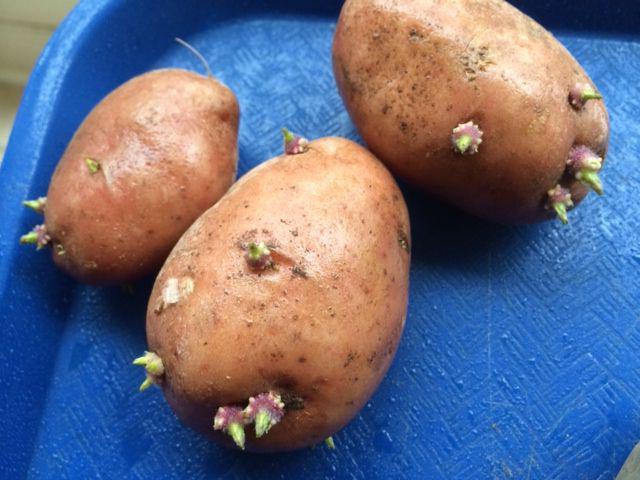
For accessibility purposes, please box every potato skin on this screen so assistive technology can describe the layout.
[146,137,411,452]
[333,0,610,224]
[45,69,238,284]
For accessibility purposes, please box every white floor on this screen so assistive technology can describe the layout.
[0,0,76,167]
[0,82,23,166]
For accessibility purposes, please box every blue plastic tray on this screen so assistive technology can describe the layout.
[1,1,639,478]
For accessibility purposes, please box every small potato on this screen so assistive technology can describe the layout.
[333,0,610,224]
[21,69,239,284]
[136,136,411,452]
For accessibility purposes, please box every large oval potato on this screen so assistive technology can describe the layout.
[141,137,411,452]
[333,0,610,224]
[33,69,238,283]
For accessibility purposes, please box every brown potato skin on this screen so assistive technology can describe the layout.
[146,137,411,452]
[45,69,238,284]
[333,0,610,224]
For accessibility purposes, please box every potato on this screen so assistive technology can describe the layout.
[135,136,411,452]
[21,69,239,283]
[332,0,610,224]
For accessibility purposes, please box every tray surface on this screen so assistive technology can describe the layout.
[1,1,639,478]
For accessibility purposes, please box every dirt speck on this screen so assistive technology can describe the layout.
[281,392,305,410]
[344,352,358,368]
[398,229,410,252]
[292,265,308,278]
[409,28,424,43]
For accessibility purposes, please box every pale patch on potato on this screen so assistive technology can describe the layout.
[100,161,114,189]
[155,276,195,313]
[460,44,493,82]
[163,278,181,305]
[527,104,551,135]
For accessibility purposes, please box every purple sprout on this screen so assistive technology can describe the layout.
[452,121,483,155]
[212,391,286,448]
[213,406,248,449]
[245,242,273,270]
[132,351,165,392]
[567,145,604,195]
[22,197,47,213]
[282,128,309,155]
[569,83,603,110]
[20,224,51,250]
[546,185,574,225]
[244,392,285,437]
[85,157,101,174]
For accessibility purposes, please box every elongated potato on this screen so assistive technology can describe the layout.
[333,0,609,224]
[22,69,238,284]
[137,136,411,452]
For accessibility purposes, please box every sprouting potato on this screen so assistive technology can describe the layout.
[135,133,411,452]
[21,68,239,283]
[333,0,609,224]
